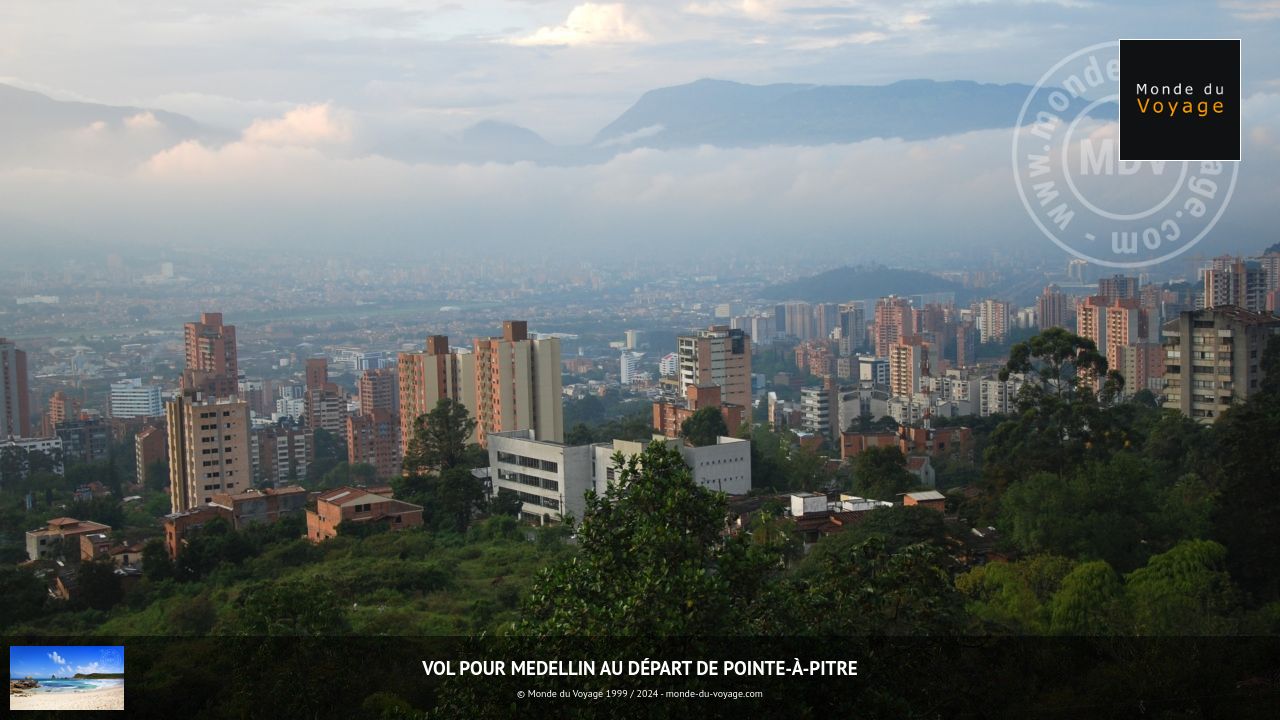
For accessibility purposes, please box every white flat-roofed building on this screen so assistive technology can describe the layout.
[489,431,753,525]
[593,435,751,496]
[488,429,593,525]
[110,378,164,418]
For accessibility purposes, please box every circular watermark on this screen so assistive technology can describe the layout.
[1013,41,1238,268]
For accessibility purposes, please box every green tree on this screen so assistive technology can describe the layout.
[516,441,767,635]
[142,538,174,581]
[168,591,218,635]
[77,559,124,611]
[804,505,946,567]
[321,461,377,487]
[680,405,728,447]
[956,555,1075,634]
[1048,560,1123,635]
[1207,335,1280,601]
[1000,326,1111,397]
[978,328,1129,521]
[851,446,917,500]
[565,422,595,446]
[229,580,350,635]
[784,538,965,636]
[0,565,48,629]
[402,398,477,474]
[1124,539,1239,635]
[488,488,523,518]
[998,453,1159,571]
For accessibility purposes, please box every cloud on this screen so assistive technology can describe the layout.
[123,111,162,131]
[75,662,110,675]
[1221,0,1280,21]
[595,123,665,148]
[48,651,66,665]
[242,103,351,147]
[683,0,808,21]
[789,31,888,50]
[5,92,1278,268]
[509,3,650,47]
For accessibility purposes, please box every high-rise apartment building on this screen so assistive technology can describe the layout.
[677,325,752,409]
[182,313,238,397]
[43,390,78,436]
[779,302,814,341]
[109,378,164,418]
[135,423,167,487]
[305,358,329,391]
[249,425,313,486]
[1076,295,1110,352]
[398,335,475,453]
[472,321,563,446]
[0,338,31,438]
[357,367,399,416]
[873,296,914,358]
[56,418,111,466]
[1098,274,1140,302]
[978,299,1011,343]
[747,315,775,346]
[1162,306,1280,423]
[955,321,978,368]
[620,350,642,385]
[813,303,839,340]
[398,322,562,452]
[1103,299,1148,361]
[1037,285,1070,330]
[1255,251,1280,293]
[1078,295,1150,369]
[1204,258,1269,313]
[1115,342,1164,397]
[346,409,402,480]
[889,336,931,399]
[302,357,348,435]
[167,392,252,513]
[838,302,866,350]
[659,353,679,377]
[238,379,274,417]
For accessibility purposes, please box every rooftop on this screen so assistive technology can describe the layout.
[905,490,946,502]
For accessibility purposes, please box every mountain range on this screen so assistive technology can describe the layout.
[0,78,1113,167]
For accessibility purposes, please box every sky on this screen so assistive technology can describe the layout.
[1,1,1278,266]
[9,646,125,679]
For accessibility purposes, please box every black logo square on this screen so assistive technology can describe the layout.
[1120,39,1240,161]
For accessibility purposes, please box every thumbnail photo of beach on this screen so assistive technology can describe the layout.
[10,645,124,711]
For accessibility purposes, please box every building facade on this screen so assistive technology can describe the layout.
[0,337,31,438]
[1161,306,1280,422]
[306,486,423,542]
[182,312,238,396]
[357,367,399,416]
[488,429,594,524]
[250,424,313,487]
[346,409,402,480]
[677,325,752,409]
[166,392,252,513]
[109,378,164,418]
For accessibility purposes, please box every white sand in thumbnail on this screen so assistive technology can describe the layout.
[10,684,125,711]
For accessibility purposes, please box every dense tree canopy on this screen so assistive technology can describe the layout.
[680,405,729,447]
